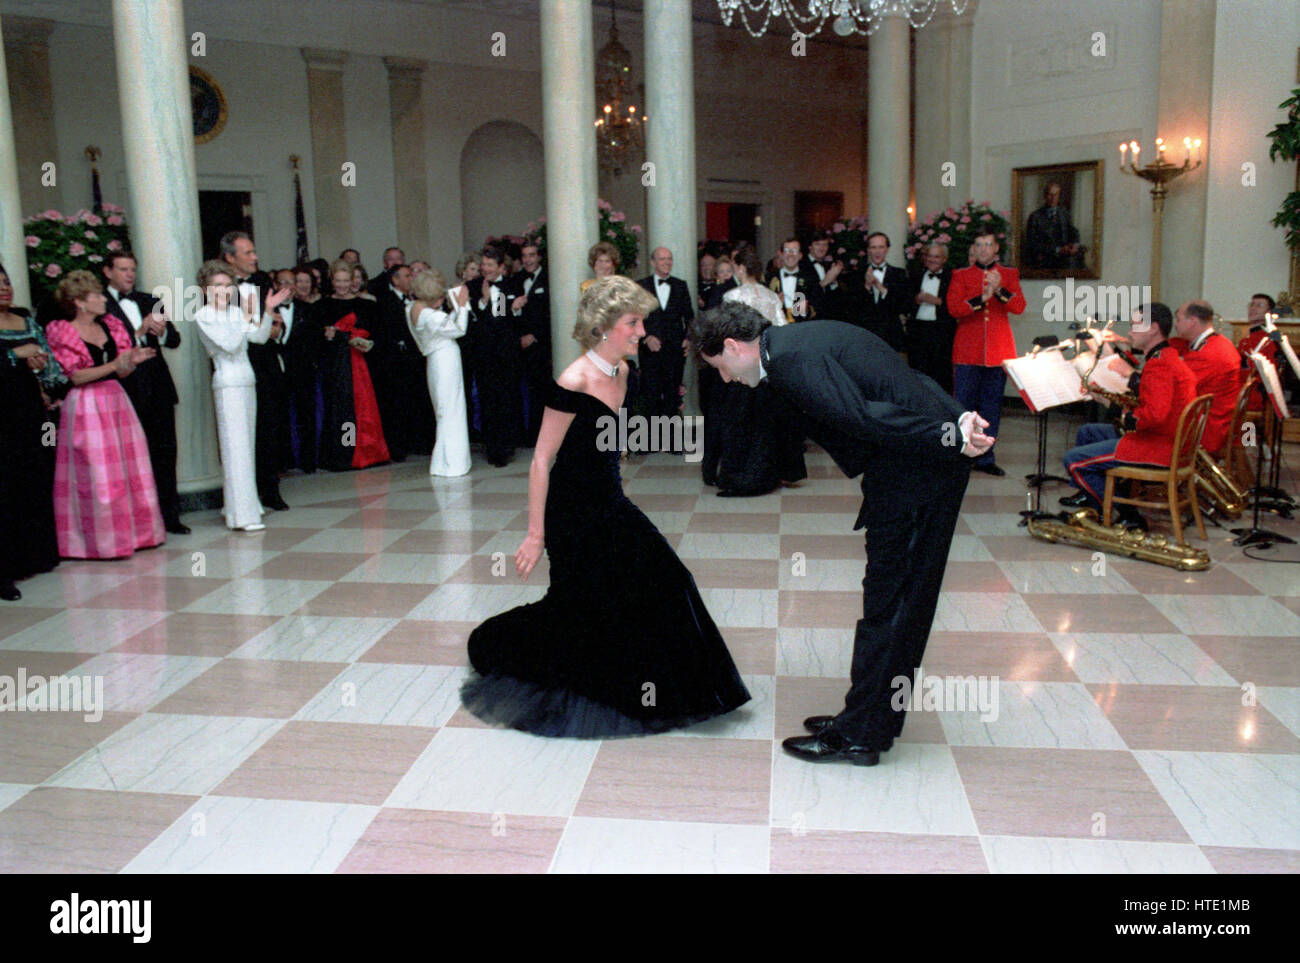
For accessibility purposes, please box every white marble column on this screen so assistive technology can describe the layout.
[540,0,598,377]
[3,16,60,220]
[644,0,698,414]
[385,57,429,259]
[913,7,973,224]
[0,16,32,309]
[112,0,220,496]
[302,48,352,262]
[868,11,911,256]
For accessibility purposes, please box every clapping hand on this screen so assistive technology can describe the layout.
[454,285,470,307]
[515,534,543,580]
[959,411,995,458]
[323,325,337,341]
[644,334,662,352]
[143,312,168,338]
[265,286,292,313]
[511,294,528,312]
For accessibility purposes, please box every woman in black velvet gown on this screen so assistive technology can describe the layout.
[462,276,750,737]
[0,268,67,599]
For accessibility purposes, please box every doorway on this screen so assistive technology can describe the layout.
[199,190,253,260]
[705,202,759,249]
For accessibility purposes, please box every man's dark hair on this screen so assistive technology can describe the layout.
[1252,292,1276,311]
[867,231,890,247]
[384,246,404,259]
[220,231,252,259]
[104,250,136,271]
[481,244,504,265]
[781,236,801,251]
[973,229,998,243]
[339,247,360,259]
[1184,300,1215,325]
[689,301,771,358]
[1140,302,1174,337]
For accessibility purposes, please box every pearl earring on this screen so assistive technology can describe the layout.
[602,333,607,341]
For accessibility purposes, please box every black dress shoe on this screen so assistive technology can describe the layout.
[264,498,290,512]
[1114,507,1148,532]
[0,580,20,602]
[803,714,835,734]
[782,731,880,766]
[973,463,1006,477]
[1059,492,1092,508]
[165,521,192,535]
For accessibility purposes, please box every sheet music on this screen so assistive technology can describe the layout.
[1252,351,1290,421]
[1004,351,1089,412]
[1071,347,1135,398]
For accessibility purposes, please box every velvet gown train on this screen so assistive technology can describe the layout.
[462,382,751,738]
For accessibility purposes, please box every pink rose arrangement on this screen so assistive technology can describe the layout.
[904,199,1009,268]
[522,199,642,272]
[22,202,133,300]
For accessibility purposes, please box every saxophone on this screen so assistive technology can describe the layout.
[1028,509,1212,571]
[1195,448,1247,518]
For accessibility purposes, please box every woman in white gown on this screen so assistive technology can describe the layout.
[711,243,806,496]
[194,260,292,530]
[407,269,472,476]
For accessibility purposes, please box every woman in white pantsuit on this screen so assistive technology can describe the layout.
[407,269,471,477]
[194,260,292,530]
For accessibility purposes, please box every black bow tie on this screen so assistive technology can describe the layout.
[925,272,939,281]
[782,271,798,278]
[657,278,669,286]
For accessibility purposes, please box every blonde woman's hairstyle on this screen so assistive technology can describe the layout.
[572,275,656,350]
[587,240,621,272]
[196,259,235,290]
[410,268,448,304]
[454,252,481,280]
[55,269,103,316]
[328,258,353,279]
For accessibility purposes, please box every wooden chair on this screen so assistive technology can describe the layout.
[1228,373,1262,489]
[1103,394,1213,545]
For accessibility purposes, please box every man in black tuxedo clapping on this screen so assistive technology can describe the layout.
[101,252,188,534]
[906,243,957,394]
[508,241,551,445]
[469,245,524,466]
[857,231,911,350]
[637,247,694,418]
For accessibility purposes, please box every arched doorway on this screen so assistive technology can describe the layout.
[460,120,545,251]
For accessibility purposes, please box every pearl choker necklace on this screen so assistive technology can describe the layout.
[585,349,619,378]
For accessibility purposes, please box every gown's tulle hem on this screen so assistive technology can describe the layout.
[460,671,749,739]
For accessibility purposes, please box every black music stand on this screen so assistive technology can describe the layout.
[1232,373,1295,547]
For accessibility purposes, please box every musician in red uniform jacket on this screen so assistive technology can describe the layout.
[946,231,1026,475]
[1061,303,1197,529]
[1169,299,1241,457]
[1238,293,1281,412]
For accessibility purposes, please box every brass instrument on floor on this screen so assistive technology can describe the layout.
[1194,447,1247,518]
[1027,508,1211,571]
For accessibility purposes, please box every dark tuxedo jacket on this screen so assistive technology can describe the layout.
[102,287,180,409]
[801,255,843,319]
[235,270,283,381]
[704,277,737,311]
[906,265,954,326]
[768,263,822,320]
[508,267,551,349]
[856,262,911,344]
[760,320,968,526]
[374,285,415,354]
[638,274,694,344]
[279,298,322,386]
[367,267,396,299]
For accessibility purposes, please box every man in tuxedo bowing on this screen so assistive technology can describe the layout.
[509,241,551,445]
[946,230,1025,476]
[221,231,289,510]
[101,252,188,534]
[637,247,693,418]
[906,242,957,394]
[692,307,992,765]
[469,245,524,466]
[858,232,910,349]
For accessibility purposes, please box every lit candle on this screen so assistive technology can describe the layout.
[1194,138,1202,163]
[1120,142,1128,165]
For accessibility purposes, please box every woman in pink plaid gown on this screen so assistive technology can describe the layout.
[45,271,165,559]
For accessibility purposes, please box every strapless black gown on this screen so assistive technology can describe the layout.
[463,382,751,738]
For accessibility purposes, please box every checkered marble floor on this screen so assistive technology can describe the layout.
[1,410,1298,874]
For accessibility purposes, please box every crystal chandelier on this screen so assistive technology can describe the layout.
[594,1,646,176]
[717,0,970,37]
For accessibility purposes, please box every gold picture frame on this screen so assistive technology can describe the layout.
[1011,160,1104,280]
[189,65,228,145]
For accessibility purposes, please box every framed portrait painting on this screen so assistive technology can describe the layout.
[1012,160,1103,280]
